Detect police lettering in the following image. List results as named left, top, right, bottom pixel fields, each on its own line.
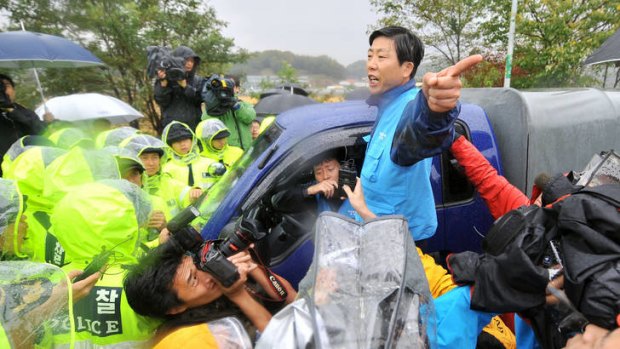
left=76, top=316, right=120, bottom=335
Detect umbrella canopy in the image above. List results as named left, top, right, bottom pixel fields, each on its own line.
left=259, top=84, right=310, bottom=99
left=254, top=93, right=318, bottom=117
left=584, top=29, right=620, bottom=66
left=35, top=93, right=142, bottom=124
left=0, top=31, right=104, bottom=69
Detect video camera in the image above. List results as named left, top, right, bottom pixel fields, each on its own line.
left=167, top=203, right=268, bottom=287
left=336, top=159, right=357, bottom=198
left=146, top=46, right=186, bottom=82
left=202, top=74, right=238, bottom=116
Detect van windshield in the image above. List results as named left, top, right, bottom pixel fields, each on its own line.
left=197, top=123, right=282, bottom=221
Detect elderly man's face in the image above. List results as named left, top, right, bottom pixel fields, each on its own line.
left=367, top=36, right=413, bottom=95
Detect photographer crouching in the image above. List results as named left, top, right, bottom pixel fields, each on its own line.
left=202, top=74, right=256, bottom=151
left=152, top=46, right=204, bottom=132
left=0, top=74, right=49, bottom=176
left=123, top=208, right=296, bottom=348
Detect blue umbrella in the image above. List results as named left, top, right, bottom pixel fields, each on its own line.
left=0, top=31, right=104, bottom=68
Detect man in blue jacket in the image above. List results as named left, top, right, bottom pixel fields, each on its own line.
left=362, top=26, right=482, bottom=241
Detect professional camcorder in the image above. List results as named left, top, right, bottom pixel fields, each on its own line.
left=167, top=204, right=268, bottom=287
left=202, top=74, right=238, bottom=116
left=146, top=46, right=186, bottom=82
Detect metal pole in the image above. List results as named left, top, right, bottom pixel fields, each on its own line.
left=19, top=21, right=49, bottom=112
left=504, top=0, right=518, bottom=88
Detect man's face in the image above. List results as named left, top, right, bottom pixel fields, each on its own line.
left=169, top=255, right=223, bottom=314
left=171, top=138, right=192, bottom=155
left=211, top=137, right=227, bottom=150
left=124, top=168, right=143, bottom=187
left=2, top=79, right=15, bottom=103
left=367, top=36, right=413, bottom=95
left=314, top=159, right=340, bottom=183
left=139, top=152, right=161, bottom=176
left=250, top=122, right=260, bottom=140
left=184, top=57, right=195, bottom=72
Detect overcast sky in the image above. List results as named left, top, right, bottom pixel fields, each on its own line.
left=207, top=0, right=381, bottom=66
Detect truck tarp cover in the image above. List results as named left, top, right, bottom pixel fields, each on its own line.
left=256, top=213, right=436, bottom=349
left=462, top=88, right=620, bottom=194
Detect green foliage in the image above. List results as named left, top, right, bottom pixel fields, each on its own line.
left=482, top=0, right=619, bottom=88
left=230, top=50, right=346, bottom=80
left=277, top=61, right=298, bottom=84
left=370, top=0, right=488, bottom=66
left=345, top=60, right=367, bottom=79
left=0, top=0, right=245, bottom=131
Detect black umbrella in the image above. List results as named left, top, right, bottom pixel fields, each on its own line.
left=254, top=94, right=318, bottom=117
left=584, top=28, right=620, bottom=65
left=275, top=84, right=309, bottom=96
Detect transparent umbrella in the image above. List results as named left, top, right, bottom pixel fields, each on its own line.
left=35, top=93, right=142, bottom=124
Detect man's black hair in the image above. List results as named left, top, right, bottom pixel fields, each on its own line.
left=369, top=26, right=425, bottom=79
left=123, top=242, right=185, bottom=319
left=0, top=73, right=14, bottom=87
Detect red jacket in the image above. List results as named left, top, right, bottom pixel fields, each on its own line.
left=450, top=136, right=529, bottom=220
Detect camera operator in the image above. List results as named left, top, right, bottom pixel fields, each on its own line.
left=202, top=74, right=256, bottom=151
left=0, top=74, right=49, bottom=176
left=154, top=46, right=204, bottom=132
left=124, top=240, right=296, bottom=348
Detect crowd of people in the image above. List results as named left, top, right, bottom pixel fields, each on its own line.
left=0, top=25, right=617, bottom=349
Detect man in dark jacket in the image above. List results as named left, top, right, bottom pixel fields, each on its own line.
left=0, top=74, right=47, bottom=176
left=154, top=46, right=204, bottom=132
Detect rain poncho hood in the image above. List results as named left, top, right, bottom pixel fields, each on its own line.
left=51, top=179, right=151, bottom=267
left=257, top=213, right=436, bottom=348
left=120, top=133, right=167, bottom=160
left=94, top=126, right=139, bottom=149
left=0, top=179, right=25, bottom=259
left=3, top=146, right=66, bottom=211
left=1, top=135, right=53, bottom=175
left=0, top=261, right=76, bottom=348
left=172, top=45, right=201, bottom=75
left=47, top=127, right=93, bottom=149
left=43, top=147, right=121, bottom=204
left=102, top=145, right=145, bottom=174
left=161, top=121, right=200, bottom=165
left=196, top=118, right=229, bottom=154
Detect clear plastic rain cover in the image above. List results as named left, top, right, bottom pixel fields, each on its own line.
left=257, top=213, right=436, bottom=349
left=0, top=261, right=74, bottom=348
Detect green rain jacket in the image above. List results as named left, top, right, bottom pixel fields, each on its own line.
left=196, top=118, right=244, bottom=169
left=3, top=146, right=67, bottom=263
left=43, top=148, right=121, bottom=206
left=161, top=121, right=219, bottom=190
left=202, top=101, right=255, bottom=151
left=95, top=127, right=139, bottom=149
left=0, top=179, right=26, bottom=259
left=47, top=127, right=93, bottom=149
left=121, top=134, right=193, bottom=219
left=50, top=180, right=160, bottom=348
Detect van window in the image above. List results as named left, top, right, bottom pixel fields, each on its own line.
left=441, top=121, right=474, bottom=205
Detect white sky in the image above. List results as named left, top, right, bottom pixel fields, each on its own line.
left=207, top=0, right=382, bottom=66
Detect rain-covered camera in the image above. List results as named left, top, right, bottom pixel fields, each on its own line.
left=146, top=46, right=186, bottom=82
left=202, top=74, right=238, bottom=116
left=167, top=204, right=268, bottom=287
